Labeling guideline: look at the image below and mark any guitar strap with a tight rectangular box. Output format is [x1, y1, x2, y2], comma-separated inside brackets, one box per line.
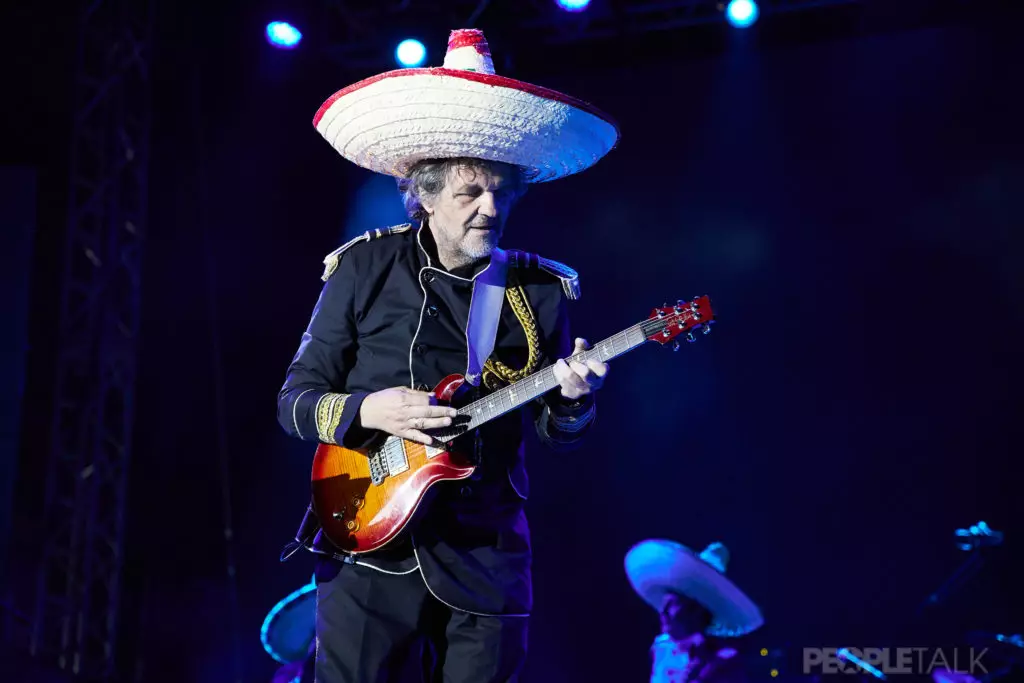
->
[463, 247, 508, 387]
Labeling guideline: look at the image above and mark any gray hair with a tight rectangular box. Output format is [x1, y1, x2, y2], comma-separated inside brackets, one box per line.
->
[397, 158, 531, 221]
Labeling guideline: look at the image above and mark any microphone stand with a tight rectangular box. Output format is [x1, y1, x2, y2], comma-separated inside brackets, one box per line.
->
[916, 521, 1002, 615]
[917, 548, 985, 613]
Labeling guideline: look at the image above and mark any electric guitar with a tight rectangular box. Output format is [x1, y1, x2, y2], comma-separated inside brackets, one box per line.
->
[311, 296, 715, 554]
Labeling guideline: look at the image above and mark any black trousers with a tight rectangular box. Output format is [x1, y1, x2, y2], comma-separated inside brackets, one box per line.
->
[314, 560, 528, 683]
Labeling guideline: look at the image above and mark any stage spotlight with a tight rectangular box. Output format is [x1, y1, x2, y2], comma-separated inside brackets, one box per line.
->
[265, 21, 302, 49]
[556, 0, 591, 11]
[396, 39, 427, 67]
[725, 0, 759, 28]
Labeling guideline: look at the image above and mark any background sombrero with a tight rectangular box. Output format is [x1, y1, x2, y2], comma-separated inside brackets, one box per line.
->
[260, 578, 317, 664]
[625, 540, 764, 638]
[313, 29, 620, 182]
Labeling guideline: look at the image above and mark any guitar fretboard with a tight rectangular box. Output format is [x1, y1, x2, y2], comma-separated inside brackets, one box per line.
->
[458, 323, 650, 431]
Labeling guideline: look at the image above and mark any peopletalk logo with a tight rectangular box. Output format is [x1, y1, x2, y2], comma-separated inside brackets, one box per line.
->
[801, 647, 989, 676]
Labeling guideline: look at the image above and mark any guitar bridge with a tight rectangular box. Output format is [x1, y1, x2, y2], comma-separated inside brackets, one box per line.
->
[368, 449, 387, 486]
[368, 438, 410, 485]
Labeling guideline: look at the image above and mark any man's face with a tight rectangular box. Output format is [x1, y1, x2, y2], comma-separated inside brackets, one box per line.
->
[422, 161, 524, 266]
[660, 592, 712, 640]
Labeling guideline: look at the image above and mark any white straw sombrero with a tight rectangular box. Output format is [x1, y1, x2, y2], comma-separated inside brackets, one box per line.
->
[313, 28, 620, 182]
[625, 540, 764, 638]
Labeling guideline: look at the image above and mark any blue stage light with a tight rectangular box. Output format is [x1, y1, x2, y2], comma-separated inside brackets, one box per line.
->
[725, 0, 759, 28]
[266, 21, 302, 49]
[396, 39, 427, 67]
[556, 0, 591, 11]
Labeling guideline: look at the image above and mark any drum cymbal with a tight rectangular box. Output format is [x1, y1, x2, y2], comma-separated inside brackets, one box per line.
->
[965, 631, 1024, 664]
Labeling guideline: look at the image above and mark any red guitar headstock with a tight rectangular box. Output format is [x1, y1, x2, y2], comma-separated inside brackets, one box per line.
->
[643, 296, 715, 350]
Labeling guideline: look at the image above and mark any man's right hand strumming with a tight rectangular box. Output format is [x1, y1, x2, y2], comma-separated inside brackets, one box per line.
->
[358, 387, 458, 446]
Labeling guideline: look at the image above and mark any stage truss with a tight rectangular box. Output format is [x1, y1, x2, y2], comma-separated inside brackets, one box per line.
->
[30, 0, 154, 679]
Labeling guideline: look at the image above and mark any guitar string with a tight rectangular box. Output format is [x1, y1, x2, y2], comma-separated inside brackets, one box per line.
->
[458, 311, 701, 415]
[443, 307, 706, 427]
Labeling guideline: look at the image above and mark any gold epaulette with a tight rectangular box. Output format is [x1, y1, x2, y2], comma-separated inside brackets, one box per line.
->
[506, 250, 581, 300]
[320, 223, 413, 281]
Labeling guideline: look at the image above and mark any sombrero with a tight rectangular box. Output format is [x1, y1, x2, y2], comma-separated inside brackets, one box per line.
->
[260, 578, 317, 664]
[313, 28, 620, 182]
[624, 540, 764, 638]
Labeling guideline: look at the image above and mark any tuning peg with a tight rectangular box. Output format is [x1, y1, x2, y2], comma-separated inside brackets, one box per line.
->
[672, 340, 680, 352]
[686, 332, 697, 343]
[702, 325, 711, 335]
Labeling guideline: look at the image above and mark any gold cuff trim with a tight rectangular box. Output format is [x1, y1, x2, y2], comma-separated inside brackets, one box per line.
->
[315, 393, 349, 444]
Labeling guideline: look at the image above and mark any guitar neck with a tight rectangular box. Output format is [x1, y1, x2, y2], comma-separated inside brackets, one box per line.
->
[459, 323, 650, 431]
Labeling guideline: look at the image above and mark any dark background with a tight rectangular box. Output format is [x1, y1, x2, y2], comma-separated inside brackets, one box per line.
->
[4, 0, 1022, 681]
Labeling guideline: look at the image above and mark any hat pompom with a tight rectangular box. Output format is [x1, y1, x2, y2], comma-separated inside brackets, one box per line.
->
[443, 28, 495, 74]
[699, 542, 730, 573]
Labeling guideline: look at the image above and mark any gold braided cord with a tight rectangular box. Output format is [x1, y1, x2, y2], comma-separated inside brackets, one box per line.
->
[482, 285, 543, 391]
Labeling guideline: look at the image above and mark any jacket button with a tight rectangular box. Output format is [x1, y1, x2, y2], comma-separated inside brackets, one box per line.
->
[414, 344, 427, 355]
[460, 486, 472, 497]
[416, 383, 430, 392]
[426, 304, 439, 318]
[422, 271, 435, 284]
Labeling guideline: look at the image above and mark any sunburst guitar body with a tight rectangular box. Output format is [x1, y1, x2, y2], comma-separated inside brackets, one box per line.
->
[311, 374, 475, 554]
[310, 296, 716, 555]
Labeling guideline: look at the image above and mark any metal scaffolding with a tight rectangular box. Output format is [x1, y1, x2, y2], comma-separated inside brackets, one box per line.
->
[31, 0, 154, 679]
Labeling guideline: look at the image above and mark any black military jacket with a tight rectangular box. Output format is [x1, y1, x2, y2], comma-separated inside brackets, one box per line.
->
[277, 223, 596, 616]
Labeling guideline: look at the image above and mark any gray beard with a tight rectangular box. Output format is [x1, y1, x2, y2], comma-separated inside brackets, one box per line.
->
[435, 231, 497, 271]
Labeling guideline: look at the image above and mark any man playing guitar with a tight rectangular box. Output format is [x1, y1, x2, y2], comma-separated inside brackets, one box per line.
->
[277, 28, 618, 683]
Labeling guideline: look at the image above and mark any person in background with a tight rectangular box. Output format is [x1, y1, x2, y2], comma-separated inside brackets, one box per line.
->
[625, 540, 764, 683]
